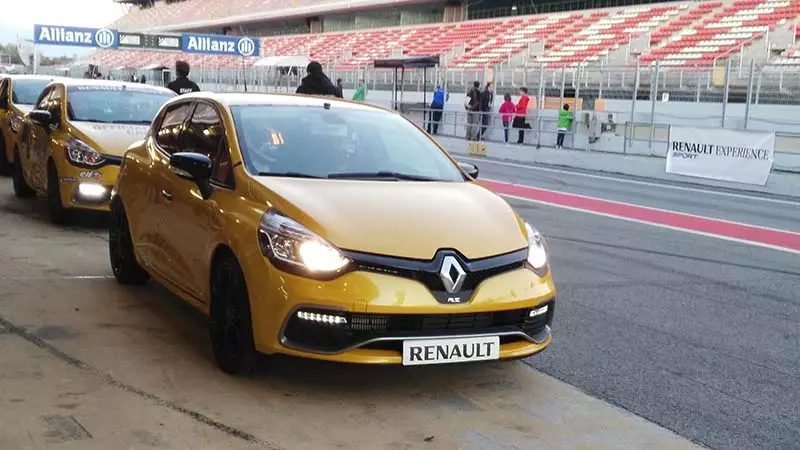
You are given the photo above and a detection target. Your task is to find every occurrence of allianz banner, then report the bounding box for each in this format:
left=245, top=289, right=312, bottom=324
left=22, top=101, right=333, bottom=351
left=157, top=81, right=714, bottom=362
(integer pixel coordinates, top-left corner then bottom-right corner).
left=666, top=126, right=775, bottom=186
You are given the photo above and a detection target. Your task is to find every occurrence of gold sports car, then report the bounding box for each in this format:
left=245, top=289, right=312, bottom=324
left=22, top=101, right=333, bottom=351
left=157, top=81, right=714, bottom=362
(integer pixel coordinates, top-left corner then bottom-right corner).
left=13, top=79, right=175, bottom=224
left=0, top=74, right=61, bottom=175
left=110, top=92, right=556, bottom=374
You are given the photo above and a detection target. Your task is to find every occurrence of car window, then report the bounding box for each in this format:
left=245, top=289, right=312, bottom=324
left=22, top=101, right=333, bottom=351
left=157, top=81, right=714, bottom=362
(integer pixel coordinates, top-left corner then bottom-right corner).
left=183, top=102, right=233, bottom=187
left=155, top=102, right=193, bottom=155
left=12, top=79, right=52, bottom=105
left=0, top=80, right=8, bottom=109
left=229, top=105, right=464, bottom=181
left=67, top=85, right=175, bottom=125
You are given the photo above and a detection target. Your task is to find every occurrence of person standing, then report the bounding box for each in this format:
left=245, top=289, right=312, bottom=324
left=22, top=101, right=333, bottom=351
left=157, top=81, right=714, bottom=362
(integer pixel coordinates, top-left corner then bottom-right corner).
left=513, top=87, right=530, bottom=144
left=352, top=79, right=366, bottom=101
left=464, top=81, right=481, bottom=141
left=296, top=61, right=342, bottom=98
left=498, top=93, right=516, bottom=144
left=427, top=85, right=448, bottom=135
left=335, top=78, right=344, bottom=98
left=167, top=60, right=200, bottom=95
left=556, top=103, right=573, bottom=149
left=478, top=82, right=494, bottom=140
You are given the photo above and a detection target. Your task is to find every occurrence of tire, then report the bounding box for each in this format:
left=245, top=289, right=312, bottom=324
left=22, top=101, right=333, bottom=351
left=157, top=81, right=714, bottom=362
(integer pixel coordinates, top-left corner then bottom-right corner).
left=209, top=252, right=263, bottom=375
left=0, top=135, right=11, bottom=176
left=12, top=148, right=34, bottom=198
left=46, top=160, right=70, bottom=225
left=109, top=198, right=150, bottom=285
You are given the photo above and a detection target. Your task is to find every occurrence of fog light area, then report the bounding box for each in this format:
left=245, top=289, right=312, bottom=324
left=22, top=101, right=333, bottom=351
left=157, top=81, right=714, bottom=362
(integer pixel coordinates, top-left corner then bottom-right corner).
left=77, top=183, right=108, bottom=199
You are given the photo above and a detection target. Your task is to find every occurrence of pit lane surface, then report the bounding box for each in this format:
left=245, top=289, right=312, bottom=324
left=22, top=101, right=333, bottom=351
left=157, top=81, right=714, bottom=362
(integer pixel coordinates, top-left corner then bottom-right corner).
left=456, top=157, right=800, bottom=450
left=0, top=183, right=697, bottom=449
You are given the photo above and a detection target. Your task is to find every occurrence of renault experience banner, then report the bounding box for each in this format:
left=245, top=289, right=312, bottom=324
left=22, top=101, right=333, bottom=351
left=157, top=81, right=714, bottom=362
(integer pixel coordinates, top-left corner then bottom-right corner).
left=666, top=126, right=775, bottom=185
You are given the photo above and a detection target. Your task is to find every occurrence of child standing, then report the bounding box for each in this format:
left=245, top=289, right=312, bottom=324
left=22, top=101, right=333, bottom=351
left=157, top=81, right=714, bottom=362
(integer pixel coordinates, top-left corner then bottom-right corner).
left=498, top=93, right=516, bottom=144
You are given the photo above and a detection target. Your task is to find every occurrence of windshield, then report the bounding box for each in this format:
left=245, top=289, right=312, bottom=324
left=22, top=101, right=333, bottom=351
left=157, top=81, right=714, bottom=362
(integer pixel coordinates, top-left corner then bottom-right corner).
left=67, top=86, right=175, bottom=124
left=230, top=105, right=465, bottom=181
left=12, top=79, right=51, bottom=105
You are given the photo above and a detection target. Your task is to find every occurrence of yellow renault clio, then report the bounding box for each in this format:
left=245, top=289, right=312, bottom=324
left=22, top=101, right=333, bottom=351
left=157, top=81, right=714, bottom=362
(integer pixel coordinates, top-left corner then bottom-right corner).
left=14, top=79, right=175, bottom=223
left=0, top=74, right=61, bottom=175
left=111, top=93, right=556, bottom=374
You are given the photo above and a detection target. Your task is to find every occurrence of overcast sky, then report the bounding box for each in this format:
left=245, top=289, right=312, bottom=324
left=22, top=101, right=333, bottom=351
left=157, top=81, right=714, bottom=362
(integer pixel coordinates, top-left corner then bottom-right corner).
left=0, top=0, right=125, bottom=56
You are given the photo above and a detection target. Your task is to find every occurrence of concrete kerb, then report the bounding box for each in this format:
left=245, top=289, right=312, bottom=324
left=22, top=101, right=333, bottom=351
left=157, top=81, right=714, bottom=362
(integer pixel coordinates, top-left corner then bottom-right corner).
left=434, top=135, right=800, bottom=200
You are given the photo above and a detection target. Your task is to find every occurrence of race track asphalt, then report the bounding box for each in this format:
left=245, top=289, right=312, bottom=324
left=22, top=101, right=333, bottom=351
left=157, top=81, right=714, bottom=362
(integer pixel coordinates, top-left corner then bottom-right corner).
left=460, top=156, right=800, bottom=450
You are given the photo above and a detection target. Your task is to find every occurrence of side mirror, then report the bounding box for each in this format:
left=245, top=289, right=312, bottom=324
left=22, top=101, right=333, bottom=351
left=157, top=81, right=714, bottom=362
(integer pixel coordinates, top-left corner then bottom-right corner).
left=170, top=152, right=213, bottom=199
left=459, top=162, right=479, bottom=179
left=29, top=110, right=53, bottom=127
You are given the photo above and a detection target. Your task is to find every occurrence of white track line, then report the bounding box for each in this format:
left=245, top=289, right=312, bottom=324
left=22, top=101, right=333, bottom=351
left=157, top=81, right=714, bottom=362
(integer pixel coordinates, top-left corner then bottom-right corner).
left=500, top=193, right=800, bottom=256
left=456, top=155, right=800, bottom=206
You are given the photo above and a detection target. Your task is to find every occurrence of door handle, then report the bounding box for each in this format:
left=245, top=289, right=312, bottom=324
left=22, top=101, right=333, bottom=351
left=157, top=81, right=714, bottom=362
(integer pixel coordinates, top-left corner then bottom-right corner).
left=161, top=189, right=173, bottom=202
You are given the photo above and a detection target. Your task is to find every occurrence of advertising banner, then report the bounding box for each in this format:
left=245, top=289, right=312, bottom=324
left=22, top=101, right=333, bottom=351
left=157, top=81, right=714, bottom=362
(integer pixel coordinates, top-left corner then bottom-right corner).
left=181, top=33, right=259, bottom=57
left=666, top=126, right=775, bottom=185
left=34, top=25, right=119, bottom=49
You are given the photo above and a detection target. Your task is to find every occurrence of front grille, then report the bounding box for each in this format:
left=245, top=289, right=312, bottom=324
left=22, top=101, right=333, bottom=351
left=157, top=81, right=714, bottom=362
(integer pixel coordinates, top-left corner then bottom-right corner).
left=282, top=301, right=554, bottom=354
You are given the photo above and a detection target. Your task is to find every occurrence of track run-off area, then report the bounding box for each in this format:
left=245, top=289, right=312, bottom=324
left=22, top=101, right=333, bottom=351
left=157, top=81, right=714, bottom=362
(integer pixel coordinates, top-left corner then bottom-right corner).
left=1, top=155, right=799, bottom=449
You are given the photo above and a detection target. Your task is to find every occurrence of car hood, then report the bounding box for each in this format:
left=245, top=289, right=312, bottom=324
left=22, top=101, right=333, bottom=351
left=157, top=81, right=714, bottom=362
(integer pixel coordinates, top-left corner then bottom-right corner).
left=251, top=178, right=528, bottom=260
left=69, top=122, right=151, bottom=156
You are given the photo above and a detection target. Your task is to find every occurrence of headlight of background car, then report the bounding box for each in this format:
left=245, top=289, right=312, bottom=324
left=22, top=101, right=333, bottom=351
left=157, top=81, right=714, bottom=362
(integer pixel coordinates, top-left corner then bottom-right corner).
left=258, top=209, right=349, bottom=278
left=65, top=137, right=105, bottom=167
left=524, top=222, right=549, bottom=276
left=9, top=115, right=22, bottom=133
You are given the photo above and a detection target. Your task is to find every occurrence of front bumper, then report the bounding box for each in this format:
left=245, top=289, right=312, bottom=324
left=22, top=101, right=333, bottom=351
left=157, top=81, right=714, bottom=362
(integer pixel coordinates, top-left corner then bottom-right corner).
left=58, top=159, right=121, bottom=212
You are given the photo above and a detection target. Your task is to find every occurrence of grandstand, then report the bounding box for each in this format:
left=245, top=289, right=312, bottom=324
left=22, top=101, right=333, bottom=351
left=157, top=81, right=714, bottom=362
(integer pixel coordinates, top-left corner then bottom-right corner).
left=88, top=0, right=799, bottom=73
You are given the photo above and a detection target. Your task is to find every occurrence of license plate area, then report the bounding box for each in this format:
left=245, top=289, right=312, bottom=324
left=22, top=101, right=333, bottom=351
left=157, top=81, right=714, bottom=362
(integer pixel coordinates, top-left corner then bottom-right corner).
left=402, top=335, right=500, bottom=366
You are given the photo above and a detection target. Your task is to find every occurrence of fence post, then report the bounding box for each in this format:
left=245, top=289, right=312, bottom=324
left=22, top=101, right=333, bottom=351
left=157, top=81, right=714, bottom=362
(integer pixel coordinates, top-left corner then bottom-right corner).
left=744, top=59, right=755, bottom=129
left=721, top=59, right=731, bottom=128
left=624, top=58, right=641, bottom=156
left=536, top=63, right=545, bottom=148
left=649, top=60, right=660, bottom=149
left=574, top=65, right=581, bottom=151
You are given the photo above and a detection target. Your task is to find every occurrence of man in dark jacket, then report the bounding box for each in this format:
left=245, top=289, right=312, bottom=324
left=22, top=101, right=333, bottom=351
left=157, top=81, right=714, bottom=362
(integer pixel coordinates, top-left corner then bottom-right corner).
left=296, top=62, right=342, bottom=98
left=167, top=60, right=200, bottom=95
left=465, top=81, right=481, bottom=141
left=478, top=82, right=494, bottom=139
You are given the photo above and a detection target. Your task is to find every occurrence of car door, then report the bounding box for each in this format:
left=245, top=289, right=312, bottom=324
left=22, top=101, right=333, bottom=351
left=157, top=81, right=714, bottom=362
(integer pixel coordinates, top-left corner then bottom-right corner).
left=135, top=100, right=195, bottom=276
left=22, top=87, right=55, bottom=191
left=0, top=79, right=11, bottom=160
left=158, top=101, right=234, bottom=302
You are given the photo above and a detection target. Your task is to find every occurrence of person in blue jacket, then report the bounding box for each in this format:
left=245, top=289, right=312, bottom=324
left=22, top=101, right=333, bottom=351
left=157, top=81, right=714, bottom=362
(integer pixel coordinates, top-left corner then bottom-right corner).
left=426, top=85, right=448, bottom=135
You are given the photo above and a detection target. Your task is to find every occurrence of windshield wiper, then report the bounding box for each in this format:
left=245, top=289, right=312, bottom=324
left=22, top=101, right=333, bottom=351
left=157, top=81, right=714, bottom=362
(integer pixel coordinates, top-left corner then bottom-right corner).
left=326, top=171, right=439, bottom=181
left=108, top=120, right=151, bottom=125
left=257, top=172, right=323, bottom=179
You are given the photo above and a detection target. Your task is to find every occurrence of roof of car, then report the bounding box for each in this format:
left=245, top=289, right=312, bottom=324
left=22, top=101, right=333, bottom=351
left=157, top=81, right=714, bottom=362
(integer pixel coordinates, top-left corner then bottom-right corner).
left=174, top=92, right=387, bottom=112
left=55, top=78, right=175, bottom=94
left=4, top=74, right=63, bottom=81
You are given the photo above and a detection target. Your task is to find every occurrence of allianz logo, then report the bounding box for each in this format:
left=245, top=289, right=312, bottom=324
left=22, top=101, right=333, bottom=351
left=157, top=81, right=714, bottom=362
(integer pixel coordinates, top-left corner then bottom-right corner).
left=37, top=26, right=115, bottom=48
left=185, top=36, right=256, bottom=56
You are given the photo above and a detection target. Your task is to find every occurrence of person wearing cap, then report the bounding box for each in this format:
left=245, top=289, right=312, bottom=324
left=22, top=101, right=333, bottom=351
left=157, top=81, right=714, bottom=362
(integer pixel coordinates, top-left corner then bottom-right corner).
left=296, top=61, right=342, bottom=98
left=167, top=60, right=200, bottom=95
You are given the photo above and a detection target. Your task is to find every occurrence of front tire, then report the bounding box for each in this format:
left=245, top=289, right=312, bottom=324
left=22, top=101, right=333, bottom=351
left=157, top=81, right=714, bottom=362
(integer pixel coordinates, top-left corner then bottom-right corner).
left=46, top=160, right=69, bottom=225
left=109, top=198, right=150, bottom=285
left=209, top=252, right=263, bottom=375
left=12, top=148, right=34, bottom=198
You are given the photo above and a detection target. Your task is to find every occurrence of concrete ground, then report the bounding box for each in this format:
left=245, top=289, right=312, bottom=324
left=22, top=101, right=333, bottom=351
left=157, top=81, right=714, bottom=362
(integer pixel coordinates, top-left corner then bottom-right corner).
left=0, top=183, right=699, bottom=449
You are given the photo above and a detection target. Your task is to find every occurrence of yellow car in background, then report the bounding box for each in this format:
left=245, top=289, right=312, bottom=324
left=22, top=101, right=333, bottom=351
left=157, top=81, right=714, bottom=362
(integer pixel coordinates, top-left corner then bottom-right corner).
left=0, top=74, right=60, bottom=175
left=14, top=79, right=175, bottom=224
left=111, top=93, right=556, bottom=374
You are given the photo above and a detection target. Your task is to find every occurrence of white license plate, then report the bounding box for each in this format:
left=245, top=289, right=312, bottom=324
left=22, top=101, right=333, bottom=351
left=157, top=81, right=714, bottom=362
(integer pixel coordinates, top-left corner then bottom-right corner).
left=402, top=335, right=500, bottom=366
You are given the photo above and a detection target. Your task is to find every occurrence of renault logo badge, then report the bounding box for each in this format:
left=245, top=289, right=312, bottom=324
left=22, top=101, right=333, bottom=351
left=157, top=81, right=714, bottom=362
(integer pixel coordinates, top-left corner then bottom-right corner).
left=439, top=255, right=466, bottom=294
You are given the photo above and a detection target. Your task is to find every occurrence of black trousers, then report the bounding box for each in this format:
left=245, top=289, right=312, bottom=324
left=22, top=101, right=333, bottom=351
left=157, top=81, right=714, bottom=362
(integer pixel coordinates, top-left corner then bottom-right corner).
left=512, top=117, right=529, bottom=143
left=557, top=131, right=566, bottom=147
left=427, top=105, right=443, bottom=134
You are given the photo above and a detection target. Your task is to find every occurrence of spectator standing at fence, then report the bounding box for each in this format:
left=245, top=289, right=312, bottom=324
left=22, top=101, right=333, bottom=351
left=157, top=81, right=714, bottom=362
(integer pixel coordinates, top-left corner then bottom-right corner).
left=513, top=87, right=530, bottom=144
left=168, top=60, right=201, bottom=95
left=352, top=80, right=366, bottom=101
left=140, top=74, right=147, bottom=84
left=556, top=103, right=573, bottom=149
left=296, top=61, right=342, bottom=98
left=335, top=78, right=344, bottom=98
left=427, top=85, right=448, bottom=135
left=478, top=82, right=494, bottom=139
left=498, top=93, right=516, bottom=144
left=464, top=81, right=481, bottom=140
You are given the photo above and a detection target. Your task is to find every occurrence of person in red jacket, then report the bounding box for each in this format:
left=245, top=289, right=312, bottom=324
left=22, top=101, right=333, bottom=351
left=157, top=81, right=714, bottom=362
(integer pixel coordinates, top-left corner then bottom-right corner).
left=513, top=87, right=530, bottom=144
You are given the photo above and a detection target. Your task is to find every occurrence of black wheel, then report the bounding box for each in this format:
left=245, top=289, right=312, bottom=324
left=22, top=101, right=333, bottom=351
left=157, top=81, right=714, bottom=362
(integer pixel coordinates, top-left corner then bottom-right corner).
left=12, top=148, right=34, bottom=198
left=0, top=135, right=11, bottom=176
left=109, top=198, right=150, bottom=285
left=209, top=252, right=263, bottom=375
left=46, top=160, right=70, bottom=225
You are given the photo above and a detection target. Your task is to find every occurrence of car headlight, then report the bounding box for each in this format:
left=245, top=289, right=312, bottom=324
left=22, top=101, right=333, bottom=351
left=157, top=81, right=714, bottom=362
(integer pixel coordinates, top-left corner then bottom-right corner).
left=9, top=115, right=22, bottom=133
left=258, top=209, right=349, bottom=278
left=524, top=222, right=549, bottom=275
left=65, top=137, right=105, bottom=167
